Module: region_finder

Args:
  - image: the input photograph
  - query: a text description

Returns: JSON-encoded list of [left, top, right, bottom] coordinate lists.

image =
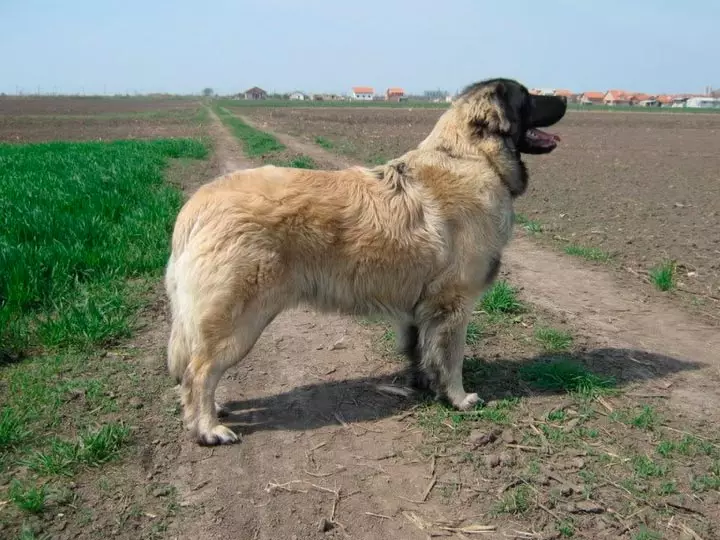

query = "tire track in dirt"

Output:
[[236, 113, 720, 418], [167, 109, 463, 540]]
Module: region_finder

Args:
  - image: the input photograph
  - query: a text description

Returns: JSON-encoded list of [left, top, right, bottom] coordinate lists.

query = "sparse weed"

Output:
[[493, 484, 532, 514], [649, 261, 675, 291], [631, 406, 660, 431], [564, 244, 612, 262], [632, 455, 668, 478], [314, 136, 334, 149], [465, 320, 482, 345], [534, 327, 574, 352], [523, 220, 543, 233], [632, 526, 662, 540], [557, 519, 575, 537]]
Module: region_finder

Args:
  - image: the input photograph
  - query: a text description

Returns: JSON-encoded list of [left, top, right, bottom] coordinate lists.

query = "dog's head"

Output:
[[457, 78, 567, 154]]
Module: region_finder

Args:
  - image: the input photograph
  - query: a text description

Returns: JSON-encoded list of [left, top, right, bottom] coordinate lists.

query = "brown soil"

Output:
[[236, 106, 720, 318], [0, 97, 198, 116], [0, 115, 205, 143]]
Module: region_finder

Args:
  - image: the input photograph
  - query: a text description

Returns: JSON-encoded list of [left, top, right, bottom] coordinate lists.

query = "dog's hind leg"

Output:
[[182, 305, 278, 446], [416, 301, 479, 411]]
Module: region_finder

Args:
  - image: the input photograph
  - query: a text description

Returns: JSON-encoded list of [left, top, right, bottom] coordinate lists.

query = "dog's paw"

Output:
[[198, 425, 240, 446], [215, 401, 230, 418], [455, 393, 482, 411]]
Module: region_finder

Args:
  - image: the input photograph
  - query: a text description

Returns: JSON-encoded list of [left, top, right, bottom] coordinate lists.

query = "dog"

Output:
[[165, 78, 567, 445]]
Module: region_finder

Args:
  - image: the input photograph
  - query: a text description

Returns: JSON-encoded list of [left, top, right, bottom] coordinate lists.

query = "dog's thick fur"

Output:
[[166, 78, 564, 445]]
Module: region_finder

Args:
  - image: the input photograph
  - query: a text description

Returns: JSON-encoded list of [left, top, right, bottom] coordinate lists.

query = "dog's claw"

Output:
[[198, 425, 240, 446]]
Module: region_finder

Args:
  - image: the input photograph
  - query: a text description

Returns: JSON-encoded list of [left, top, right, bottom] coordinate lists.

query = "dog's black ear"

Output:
[[465, 81, 512, 136]]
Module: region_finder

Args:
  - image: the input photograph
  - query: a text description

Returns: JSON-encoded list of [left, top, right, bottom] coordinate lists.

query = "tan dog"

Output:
[[165, 78, 567, 445]]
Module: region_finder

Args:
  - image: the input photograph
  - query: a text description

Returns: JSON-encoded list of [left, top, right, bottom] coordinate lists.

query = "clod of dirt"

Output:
[[468, 429, 501, 447], [501, 429, 518, 444], [129, 396, 144, 409], [498, 451, 516, 467], [564, 501, 605, 514], [317, 518, 334, 533], [484, 454, 501, 468], [569, 457, 585, 469], [560, 485, 574, 496]]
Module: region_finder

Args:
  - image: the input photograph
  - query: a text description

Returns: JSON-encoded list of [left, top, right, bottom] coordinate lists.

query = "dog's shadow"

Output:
[[221, 347, 702, 436]]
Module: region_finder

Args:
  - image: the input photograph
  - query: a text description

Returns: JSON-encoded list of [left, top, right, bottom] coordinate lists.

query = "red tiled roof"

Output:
[[554, 89, 574, 97], [386, 87, 404, 95], [582, 91, 604, 100], [352, 86, 374, 94]]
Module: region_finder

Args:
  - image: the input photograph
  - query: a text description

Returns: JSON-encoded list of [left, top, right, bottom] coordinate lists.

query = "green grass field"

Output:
[[0, 137, 207, 527], [0, 138, 207, 356]]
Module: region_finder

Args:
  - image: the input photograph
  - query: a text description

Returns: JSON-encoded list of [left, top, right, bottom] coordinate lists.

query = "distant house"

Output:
[[553, 89, 576, 102], [637, 99, 659, 107], [243, 87, 267, 100], [289, 91, 307, 101], [656, 95, 674, 107], [386, 87, 405, 101], [580, 91, 604, 105], [351, 86, 374, 100], [603, 90, 630, 106], [686, 96, 720, 108]]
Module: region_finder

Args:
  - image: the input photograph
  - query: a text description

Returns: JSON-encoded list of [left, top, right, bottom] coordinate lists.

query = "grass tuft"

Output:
[[9, 480, 47, 513], [0, 407, 30, 449], [632, 455, 668, 478], [649, 261, 675, 291], [519, 357, 615, 398], [79, 423, 131, 466], [534, 327, 574, 352], [564, 244, 612, 262], [480, 280, 523, 315]]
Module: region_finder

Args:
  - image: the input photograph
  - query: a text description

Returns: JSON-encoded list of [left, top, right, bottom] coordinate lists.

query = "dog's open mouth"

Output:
[[518, 94, 567, 154], [524, 127, 561, 152]]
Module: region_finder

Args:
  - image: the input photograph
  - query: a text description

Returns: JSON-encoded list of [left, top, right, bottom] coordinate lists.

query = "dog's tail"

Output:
[[165, 253, 192, 383]]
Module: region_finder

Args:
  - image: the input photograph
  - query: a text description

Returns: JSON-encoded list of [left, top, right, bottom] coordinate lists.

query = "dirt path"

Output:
[[238, 113, 720, 417]]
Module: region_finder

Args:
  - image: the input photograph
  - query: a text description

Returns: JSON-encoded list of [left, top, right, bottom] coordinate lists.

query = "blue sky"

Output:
[[1, 0, 718, 96]]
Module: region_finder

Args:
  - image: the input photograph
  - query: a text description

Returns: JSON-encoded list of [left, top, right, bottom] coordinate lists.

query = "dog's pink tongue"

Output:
[[530, 128, 561, 142]]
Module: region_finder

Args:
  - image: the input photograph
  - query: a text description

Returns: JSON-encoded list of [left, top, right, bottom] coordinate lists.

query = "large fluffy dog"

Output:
[[165, 78, 567, 445]]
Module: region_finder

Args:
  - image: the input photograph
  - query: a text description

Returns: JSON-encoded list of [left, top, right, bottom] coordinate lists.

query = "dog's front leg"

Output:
[[418, 306, 480, 411]]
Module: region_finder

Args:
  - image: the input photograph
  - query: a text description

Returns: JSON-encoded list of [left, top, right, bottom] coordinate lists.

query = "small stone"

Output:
[[316, 345, 324, 350], [318, 518, 334, 532], [129, 397, 143, 409], [330, 339, 347, 351], [539, 475, 551, 486], [569, 457, 585, 469], [501, 429, 517, 444], [484, 454, 501, 468], [468, 429, 500, 447], [560, 485, 574, 496]]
